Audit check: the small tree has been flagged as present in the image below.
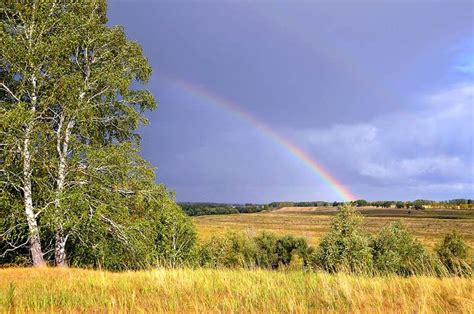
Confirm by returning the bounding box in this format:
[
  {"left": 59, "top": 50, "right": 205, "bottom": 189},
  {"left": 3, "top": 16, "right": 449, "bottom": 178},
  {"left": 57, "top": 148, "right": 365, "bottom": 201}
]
[
  {"left": 311, "top": 205, "right": 373, "bottom": 274},
  {"left": 413, "top": 200, "right": 424, "bottom": 210},
  {"left": 436, "top": 231, "right": 472, "bottom": 276},
  {"left": 253, "top": 232, "right": 279, "bottom": 268},
  {"left": 355, "top": 200, "right": 368, "bottom": 207},
  {"left": 382, "top": 201, "right": 392, "bottom": 208},
  {"left": 372, "top": 222, "right": 433, "bottom": 276},
  {"left": 272, "top": 235, "right": 311, "bottom": 268},
  {"left": 395, "top": 201, "right": 405, "bottom": 209}
]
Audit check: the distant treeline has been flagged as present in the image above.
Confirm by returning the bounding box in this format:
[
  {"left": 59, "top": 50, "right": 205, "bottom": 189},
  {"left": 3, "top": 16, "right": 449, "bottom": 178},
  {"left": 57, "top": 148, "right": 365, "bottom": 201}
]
[
  {"left": 268, "top": 199, "right": 474, "bottom": 210},
  {"left": 179, "top": 203, "right": 265, "bottom": 216},
  {"left": 181, "top": 199, "right": 474, "bottom": 216},
  {"left": 354, "top": 199, "right": 474, "bottom": 210},
  {"left": 266, "top": 201, "right": 334, "bottom": 208}
]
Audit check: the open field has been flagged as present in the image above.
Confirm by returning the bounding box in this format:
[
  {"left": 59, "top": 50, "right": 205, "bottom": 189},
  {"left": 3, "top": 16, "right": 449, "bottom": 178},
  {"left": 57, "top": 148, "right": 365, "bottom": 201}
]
[
  {"left": 0, "top": 268, "right": 472, "bottom": 313},
  {"left": 194, "top": 207, "right": 474, "bottom": 248}
]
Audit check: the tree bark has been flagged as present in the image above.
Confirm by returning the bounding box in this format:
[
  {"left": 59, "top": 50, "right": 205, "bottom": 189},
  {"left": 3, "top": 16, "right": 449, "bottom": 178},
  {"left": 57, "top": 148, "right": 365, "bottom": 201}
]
[
  {"left": 22, "top": 124, "right": 45, "bottom": 267},
  {"left": 54, "top": 229, "right": 67, "bottom": 267},
  {"left": 53, "top": 114, "right": 74, "bottom": 267},
  {"left": 22, "top": 72, "right": 45, "bottom": 267}
]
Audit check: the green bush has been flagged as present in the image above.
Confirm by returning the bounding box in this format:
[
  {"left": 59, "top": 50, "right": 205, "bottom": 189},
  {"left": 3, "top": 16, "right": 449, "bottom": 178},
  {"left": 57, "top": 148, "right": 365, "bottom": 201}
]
[
  {"left": 155, "top": 203, "right": 197, "bottom": 268},
  {"left": 67, "top": 216, "right": 159, "bottom": 271},
  {"left": 253, "top": 232, "right": 279, "bottom": 268},
  {"left": 310, "top": 205, "right": 373, "bottom": 274},
  {"left": 66, "top": 193, "right": 197, "bottom": 270},
  {"left": 395, "top": 201, "right": 405, "bottom": 208},
  {"left": 372, "top": 222, "right": 433, "bottom": 276},
  {"left": 413, "top": 200, "right": 424, "bottom": 210},
  {"left": 254, "top": 232, "right": 311, "bottom": 269},
  {"left": 197, "top": 231, "right": 311, "bottom": 270},
  {"left": 198, "top": 232, "right": 257, "bottom": 268},
  {"left": 436, "top": 231, "right": 472, "bottom": 276},
  {"left": 275, "top": 235, "right": 312, "bottom": 267}
]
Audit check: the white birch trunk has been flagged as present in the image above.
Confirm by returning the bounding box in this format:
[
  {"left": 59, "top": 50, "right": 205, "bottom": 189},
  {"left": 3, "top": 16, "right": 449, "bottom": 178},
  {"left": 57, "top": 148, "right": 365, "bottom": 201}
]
[
  {"left": 22, "top": 76, "right": 45, "bottom": 266},
  {"left": 54, "top": 114, "right": 74, "bottom": 267},
  {"left": 16, "top": 11, "right": 47, "bottom": 267},
  {"left": 54, "top": 230, "right": 67, "bottom": 267}
]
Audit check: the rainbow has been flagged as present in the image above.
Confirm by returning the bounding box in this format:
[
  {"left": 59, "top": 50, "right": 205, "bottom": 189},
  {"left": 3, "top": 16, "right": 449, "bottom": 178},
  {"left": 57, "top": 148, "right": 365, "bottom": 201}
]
[{"left": 166, "top": 77, "right": 356, "bottom": 201}]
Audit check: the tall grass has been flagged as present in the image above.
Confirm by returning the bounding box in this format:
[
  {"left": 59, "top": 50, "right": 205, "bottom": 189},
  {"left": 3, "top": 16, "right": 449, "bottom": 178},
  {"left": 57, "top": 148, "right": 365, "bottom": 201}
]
[{"left": 0, "top": 268, "right": 472, "bottom": 313}]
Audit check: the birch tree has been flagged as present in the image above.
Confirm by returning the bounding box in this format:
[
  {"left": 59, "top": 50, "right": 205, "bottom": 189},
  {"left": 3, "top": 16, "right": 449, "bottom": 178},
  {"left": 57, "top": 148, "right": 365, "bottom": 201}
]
[
  {"left": 44, "top": 0, "right": 155, "bottom": 267},
  {"left": 1, "top": 1, "right": 177, "bottom": 268},
  {"left": 0, "top": 0, "right": 78, "bottom": 266}
]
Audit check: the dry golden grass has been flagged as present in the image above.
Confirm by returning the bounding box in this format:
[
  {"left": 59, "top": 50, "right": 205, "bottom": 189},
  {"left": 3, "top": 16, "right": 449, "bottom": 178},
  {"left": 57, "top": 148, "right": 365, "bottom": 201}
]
[
  {"left": 1, "top": 209, "right": 472, "bottom": 313},
  {"left": 0, "top": 267, "right": 473, "bottom": 313},
  {"left": 193, "top": 207, "right": 474, "bottom": 248}
]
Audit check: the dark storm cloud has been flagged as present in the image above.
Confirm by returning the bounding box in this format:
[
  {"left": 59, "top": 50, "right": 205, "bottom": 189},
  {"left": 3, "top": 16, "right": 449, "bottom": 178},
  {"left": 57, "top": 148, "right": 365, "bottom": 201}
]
[{"left": 108, "top": 0, "right": 474, "bottom": 202}]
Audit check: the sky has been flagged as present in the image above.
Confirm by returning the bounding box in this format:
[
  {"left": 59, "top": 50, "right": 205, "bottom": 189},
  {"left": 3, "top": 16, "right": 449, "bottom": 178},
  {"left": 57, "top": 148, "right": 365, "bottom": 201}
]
[{"left": 108, "top": 0, "right": 474, "bottom": 203}]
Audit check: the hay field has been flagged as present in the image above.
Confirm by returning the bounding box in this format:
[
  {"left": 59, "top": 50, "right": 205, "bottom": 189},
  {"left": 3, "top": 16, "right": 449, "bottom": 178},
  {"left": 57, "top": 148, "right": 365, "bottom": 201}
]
[
  {"left": 194, "top": 207, "right": 474, "bottom": 248},
  {"left": 0, "top": 267, "right": 472, "bottom": 313}
]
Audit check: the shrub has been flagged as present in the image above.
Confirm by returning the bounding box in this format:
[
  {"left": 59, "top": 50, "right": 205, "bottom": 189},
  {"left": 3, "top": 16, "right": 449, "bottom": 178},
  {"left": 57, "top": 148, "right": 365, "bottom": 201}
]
[
  {"left": 254, "top": 232, "right": 311, "bottom": 269},
  {"left": 276, "top": 235, "right": 312, "bottom": 267},
  {"left": 311, "top": 205, "right": 373, "bottom": 274},
  {"left": 372, "top": 222, "right": 433, "bottom": 276},
  {"left": 413, "top": 200, "right": 424, "bottom": 210},
  {"left": 198, "top": 232, "right": 257, "bottom": 268},
  {"left": 67, "top": 217, "right": 159, "bottom": 271},
  {"left": 253, "top": 232, "right": 279, "bottom": 268},
  {"left": 197, "top": 231, "right": 311, "bottom": 270},
  {"left": 66, "top": 195, "right": 197, "bottom": 270},
  {"left": 354, "top": 199, "right": 368, "bottom": 207},
  {"left": 436, "top": 231, "right": 472, "bottom": 276},
  {"left": 155, "top": 204, "right": 197, "bottom": 268}
]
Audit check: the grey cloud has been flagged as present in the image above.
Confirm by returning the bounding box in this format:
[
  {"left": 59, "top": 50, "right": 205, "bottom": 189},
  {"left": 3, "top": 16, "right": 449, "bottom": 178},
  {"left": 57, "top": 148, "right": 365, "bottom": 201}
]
[{"left": 295, "top": 82, "right": 474, "bottom": 193}]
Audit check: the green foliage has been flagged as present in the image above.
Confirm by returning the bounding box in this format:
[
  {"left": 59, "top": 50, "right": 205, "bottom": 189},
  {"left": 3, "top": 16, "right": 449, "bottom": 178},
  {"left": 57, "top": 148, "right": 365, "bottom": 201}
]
[
  {"left": 46, "top": 185, "right": 196, "bottom": 271},
  {"left": 354, "top": 199, "right": 368, "bottom": 207},
  {"left": 268, "top": 234, "right": 311, "bottom": 268},
  {"left": 179, "top": 203, "right": 240, "bottom": 216},
  {"left": 183, "top": 199, "right": 474, "bottom": 214},
  {"left": 254, "top": 232, "right": 311, "bottom": 269},
  {"left": 436, "top": 231, "right": 472, "bottom": 276},
  {"left": 266, "top": 201, "right": 333, "bottom": 208},
  {"left": 155, "top": 201, "right": 197, "bottom": 268},
  {"left": 67, "top": 218, "right": 157, "bottom": 271},
  {"left": 372, "top": 222, "right": 434, "bottom": 276},
  {"left": 198, "top": 232, "right": 257, "bottom": 268},
  {"left": 237, "top": 205, "right": 264, "bottom": 213},
  {"left": 197, "top": 231, "right": 311, "bottom": 270},
  {"left": 250, "top": 232, "right": 277, "bottom": 268},
  {"left": 413, "top": 200, "right": 424, "bottom": 210},
  {"left": 381, "top": 201, "right": 391, "bottom": 208},
  {"left": 0, "top": 1, "right": 196, "bottom": 269},
  {"left": 310, "top": 205, "right": 373, "bottom": 274},
  {"left": 179, "top": 203, "right": 265, "bottom": 216}
]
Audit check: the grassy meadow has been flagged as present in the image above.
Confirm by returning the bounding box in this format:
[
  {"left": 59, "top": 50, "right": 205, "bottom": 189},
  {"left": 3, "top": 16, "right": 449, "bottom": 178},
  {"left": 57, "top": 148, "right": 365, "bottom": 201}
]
[
  {"left": 1, "top": 207, "right": 472, "bottom": 313},
  {"left": 194, "top": 207, "right": 474, "bottom": 248},
  {"left": 0, "top": 267, "right": 473, "bottom": 313}
]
